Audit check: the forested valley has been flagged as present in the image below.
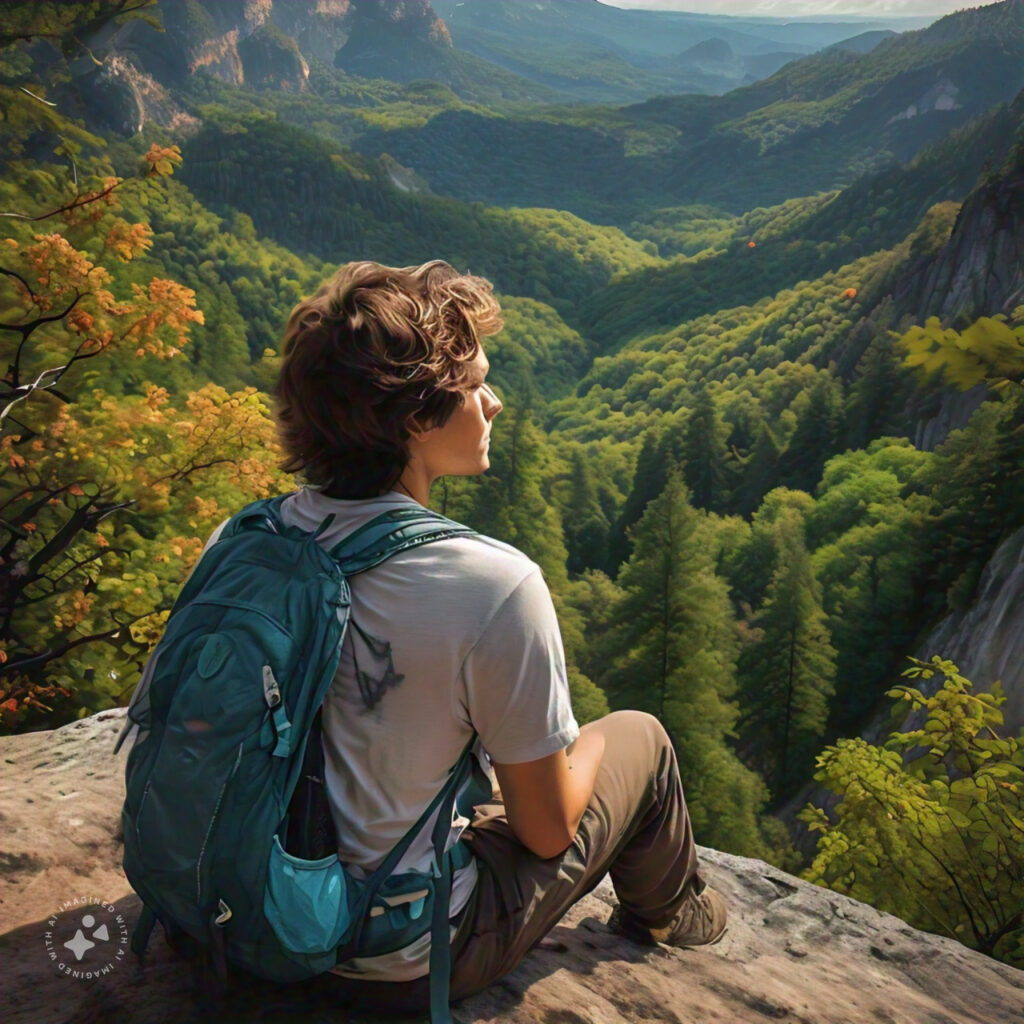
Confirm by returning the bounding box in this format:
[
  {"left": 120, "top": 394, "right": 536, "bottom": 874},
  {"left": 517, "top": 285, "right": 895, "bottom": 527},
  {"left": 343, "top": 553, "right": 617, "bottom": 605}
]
[{"left": 1, "top": 0, "right": 1022, "bottom": 966}]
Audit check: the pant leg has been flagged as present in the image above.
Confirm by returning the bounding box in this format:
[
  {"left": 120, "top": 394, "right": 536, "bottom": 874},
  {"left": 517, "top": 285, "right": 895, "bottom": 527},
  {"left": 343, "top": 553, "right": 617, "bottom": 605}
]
[
  {"left": 450, "top": 709, "right": 699, "bottom": 1000},
  {"left": 330, "top": 709, "right": 700, "bottom": 1012}
]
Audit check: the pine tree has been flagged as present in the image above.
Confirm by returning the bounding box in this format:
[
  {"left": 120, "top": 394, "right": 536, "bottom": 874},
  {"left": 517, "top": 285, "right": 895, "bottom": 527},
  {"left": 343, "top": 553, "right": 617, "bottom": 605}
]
[
  {"left": 777, "top": 376, "right": 843, "bottom": 495},
  {"left": 681, "top": 388, "right": 730, "bottom": 512},
  {"left": 732, "top": 419, "right": 782, "bottom": 518},
  {"left": 460, "top": 399, "right": 584, "bottom": 659},
  {"left": 563, "top": 448, "right": 610, "bottom": 576},
  {"left": 737, "top": 509, "right": 836, "bottom": 797},
  {"left": 600, "top": 472, "right": 768, "bottom": 854},
  {"left": 843, "top": 333, "right": 912, "bottom": 449},
  {"left": 605, "top": 429, "right": 667, "bottom": 574}
]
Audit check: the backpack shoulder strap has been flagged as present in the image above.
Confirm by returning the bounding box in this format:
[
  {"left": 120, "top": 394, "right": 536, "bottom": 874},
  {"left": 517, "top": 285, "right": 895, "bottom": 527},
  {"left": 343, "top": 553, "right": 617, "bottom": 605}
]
[
  {"left": 218, "top": 493, "right": 292, "bottom": 540},
  {"left": 329, "top": 506, "right": 475, "bottom": 575}
]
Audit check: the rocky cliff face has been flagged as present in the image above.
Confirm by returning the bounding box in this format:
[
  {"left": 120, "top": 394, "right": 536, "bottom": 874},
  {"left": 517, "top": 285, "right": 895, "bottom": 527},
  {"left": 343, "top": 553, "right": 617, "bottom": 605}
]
[
  {"left": 3, "top": 710, "right": 1023, "bottom": 1024},
  {"left": 74, "top": 54, "right": 201, "bottom": 137},
  {"left": 896, "top": 140, "right": 1024, "bottom": 449},
  {"left": 911, "top": 155, "right": 1024, "bottom": 326},
  {"left": 268, "top": 0, "right": 353, "bottom": 66},
  {"left": 71, "top": 0, "right": 360, "bottom": 131},
  {"left": 911, "top": 526, "right": 1024, "bottom": 736},
  {"left": 334, "top": 0, "right": 457, "bottom": 83}
]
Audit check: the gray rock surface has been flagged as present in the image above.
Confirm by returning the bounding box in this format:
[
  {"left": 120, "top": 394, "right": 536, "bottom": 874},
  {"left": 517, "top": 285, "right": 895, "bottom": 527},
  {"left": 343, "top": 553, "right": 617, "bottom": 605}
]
[{"left": 3, "top": 709, "right": 1023, "bottom": 1024}]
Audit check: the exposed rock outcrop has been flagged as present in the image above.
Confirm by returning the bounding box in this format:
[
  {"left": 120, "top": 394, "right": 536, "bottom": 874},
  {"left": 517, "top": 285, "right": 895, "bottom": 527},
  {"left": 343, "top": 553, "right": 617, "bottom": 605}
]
[
  {"left": 268, "top": 0, "right": 353, "bottom": 66},
  {"left": 74, "top": 55, "right": 201, "bottom": 137},
  {"left": 4, "top": 710, "right": 1023, "bottom": 1024},
  {"left": 335, "top": 0, "right": 456, "bottom": 83},
  {"left": 79, "top": 0, "right": 349, "bottom": 97},
  {"left": 237, "top": 24, "right": 310, "bottom": 92},
  {"left": 910, "top": 525, "right": 1024, "bottom": 735},
  {"left": 913, "top": 156, "right": 1024, "bottom": 325},
  {"left": 897, "top": 140, "right": 1024, "bottom": 448}
]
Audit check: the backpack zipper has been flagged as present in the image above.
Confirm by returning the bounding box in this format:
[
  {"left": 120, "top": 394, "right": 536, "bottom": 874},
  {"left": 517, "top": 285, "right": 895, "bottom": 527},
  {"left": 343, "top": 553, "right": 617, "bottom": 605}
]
[
  {"left": 196, "top": 741, "right": 244, "bottom": 906},
  {"left": 189, "top": 598, "right": 296, "bottom": 639}
]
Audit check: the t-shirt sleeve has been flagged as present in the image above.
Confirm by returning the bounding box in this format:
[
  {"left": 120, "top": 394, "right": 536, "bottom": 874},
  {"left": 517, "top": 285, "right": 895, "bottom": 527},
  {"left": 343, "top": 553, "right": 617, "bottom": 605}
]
[{"left": 460, "top": 568, "right": 580, "bottom": 765}]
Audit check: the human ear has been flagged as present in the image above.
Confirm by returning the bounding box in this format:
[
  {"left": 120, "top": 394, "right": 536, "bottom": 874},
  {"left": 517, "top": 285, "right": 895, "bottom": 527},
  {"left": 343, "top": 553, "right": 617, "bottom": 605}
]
[{"left": 404, "top": 412, "right": 437, "bottom": 442}]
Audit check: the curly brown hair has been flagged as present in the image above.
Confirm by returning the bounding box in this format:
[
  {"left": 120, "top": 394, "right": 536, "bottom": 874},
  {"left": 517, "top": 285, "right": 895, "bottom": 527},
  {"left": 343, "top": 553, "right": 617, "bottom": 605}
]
[{"left": 274, "top": 260, "right": 503, "bottom": 498}]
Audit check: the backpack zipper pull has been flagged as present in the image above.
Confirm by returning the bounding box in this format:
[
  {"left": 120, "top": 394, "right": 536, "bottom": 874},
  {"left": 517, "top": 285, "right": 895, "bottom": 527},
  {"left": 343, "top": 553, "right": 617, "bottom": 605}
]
[
  {"left": 263, "top": 666, "right": 293, "bottom": 757},
  {"left": 263, "top": 665, "right": 282, "bottom": 708}
]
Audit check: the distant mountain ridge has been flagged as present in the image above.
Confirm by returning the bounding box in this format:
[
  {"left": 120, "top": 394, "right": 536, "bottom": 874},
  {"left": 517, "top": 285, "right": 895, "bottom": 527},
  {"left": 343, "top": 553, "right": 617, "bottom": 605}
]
[
  {"left": 433, "top": 0, "right": 926, "bottom": 101},
  {"left": 69, "top": 0, "right": 953, "bottom": 121},
  {"left": 355, "top": 1, "right": 1024, "bottom": 220}
]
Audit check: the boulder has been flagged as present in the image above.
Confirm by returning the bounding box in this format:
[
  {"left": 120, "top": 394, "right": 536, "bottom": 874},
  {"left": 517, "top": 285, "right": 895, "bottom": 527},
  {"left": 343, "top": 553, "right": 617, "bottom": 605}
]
[{"left": 3, "top": 709, "right": 1022, "bottom": 1024}]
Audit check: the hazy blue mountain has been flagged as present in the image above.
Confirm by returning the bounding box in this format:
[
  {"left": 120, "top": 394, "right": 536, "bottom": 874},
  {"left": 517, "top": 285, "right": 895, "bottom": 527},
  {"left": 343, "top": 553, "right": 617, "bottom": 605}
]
[
  {"left": 356, "top": 2, "right": 1024, "bottom": 220},
  {"left": 431, "top": 0, "right": 928, "bottom": 101},
  {"left": 828, "top": 29, "right": 898, "bottom": 54}
]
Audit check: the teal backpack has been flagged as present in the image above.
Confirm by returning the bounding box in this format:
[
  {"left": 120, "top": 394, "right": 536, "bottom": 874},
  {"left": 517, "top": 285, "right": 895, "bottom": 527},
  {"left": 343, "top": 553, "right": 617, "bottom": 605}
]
[{"left": 117, "top": 494, "right": 486, "bottom": 1024}]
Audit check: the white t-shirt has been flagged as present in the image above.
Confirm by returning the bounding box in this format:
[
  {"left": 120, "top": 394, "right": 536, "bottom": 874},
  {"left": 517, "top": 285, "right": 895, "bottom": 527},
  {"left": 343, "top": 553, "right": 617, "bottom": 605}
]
[{"left": 274, "top": 488, "right": 579, "bottom": 980}]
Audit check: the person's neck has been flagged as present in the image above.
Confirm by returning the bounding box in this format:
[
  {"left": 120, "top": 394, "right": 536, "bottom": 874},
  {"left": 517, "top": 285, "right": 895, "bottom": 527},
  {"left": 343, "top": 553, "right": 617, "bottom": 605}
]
[{"left": 393, "top": 470, "right": 431, "bottom": 507}]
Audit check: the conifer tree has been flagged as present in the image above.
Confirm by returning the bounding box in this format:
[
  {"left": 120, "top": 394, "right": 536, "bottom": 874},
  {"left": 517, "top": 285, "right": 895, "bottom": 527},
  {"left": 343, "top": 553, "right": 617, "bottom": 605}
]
[
  {"left": 681, "top": 387, "right": 730, "bottom": 512},
  {"left": 738, "top": 509, "right": 836, "bottom": 796},
  {"left": 600, "top": 472, "right": 767, "bottom": 854},
  {"left": 458, "top": 399, "right": 584, "bottom": 658},
  {"left": 605, "top": 429, "right": 667, "bottom": 574},
  {"left": 563, "top": 448, "right": 610, "bottom": 576},
  {"left": 733, "top": 419, "right": 782, "bottom": 518},
  {"left": 777, "top": 375, "right": 843, "bottom": 495}
]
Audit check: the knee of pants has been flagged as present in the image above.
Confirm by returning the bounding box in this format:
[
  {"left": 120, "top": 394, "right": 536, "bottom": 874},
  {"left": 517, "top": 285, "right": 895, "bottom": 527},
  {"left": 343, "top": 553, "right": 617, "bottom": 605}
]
[
  {"left": 594, "top": 709, "right": 675, "bottom": 770},
  {"left": 599, "top": 709, "right": 670, "bottom": 745}
]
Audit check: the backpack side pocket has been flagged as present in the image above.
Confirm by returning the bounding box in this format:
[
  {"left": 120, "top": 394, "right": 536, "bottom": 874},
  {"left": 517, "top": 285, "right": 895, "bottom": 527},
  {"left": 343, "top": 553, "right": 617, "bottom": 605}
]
[{"left": 264, "top": 835, "right": 352, "bottom": 954}]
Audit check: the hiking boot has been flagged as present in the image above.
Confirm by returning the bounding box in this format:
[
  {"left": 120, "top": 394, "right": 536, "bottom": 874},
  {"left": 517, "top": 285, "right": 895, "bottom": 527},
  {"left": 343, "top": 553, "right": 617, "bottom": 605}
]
[{"left": 610, "top": 880, "right": 728, "bottom": 948}]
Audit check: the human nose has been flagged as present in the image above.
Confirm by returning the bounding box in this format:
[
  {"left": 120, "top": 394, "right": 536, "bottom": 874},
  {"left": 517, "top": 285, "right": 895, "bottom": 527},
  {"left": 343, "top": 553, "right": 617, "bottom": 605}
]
[{"left": 481, "top": 382, "right": 502, "bottom": 418}]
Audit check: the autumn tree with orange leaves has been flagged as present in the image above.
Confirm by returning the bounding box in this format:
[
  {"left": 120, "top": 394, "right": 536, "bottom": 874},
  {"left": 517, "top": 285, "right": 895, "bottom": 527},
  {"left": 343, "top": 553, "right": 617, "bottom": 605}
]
[{"left": 1, "top": 8, "right": 287, "bottom": 730}]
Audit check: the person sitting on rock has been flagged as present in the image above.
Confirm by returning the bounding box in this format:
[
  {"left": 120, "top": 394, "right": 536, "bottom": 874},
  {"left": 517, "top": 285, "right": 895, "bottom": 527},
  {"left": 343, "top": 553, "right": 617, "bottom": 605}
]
[{"left": 268, "top": 258, "right": 728, "bottom": 1012}]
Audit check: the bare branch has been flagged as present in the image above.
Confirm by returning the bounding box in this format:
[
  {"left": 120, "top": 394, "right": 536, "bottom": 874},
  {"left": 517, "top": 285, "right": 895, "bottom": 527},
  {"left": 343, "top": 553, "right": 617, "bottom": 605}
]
[
  {"left": 0, "top": 612, "right": 152, "bottom": 681},
  {"left": 0, "top": 265, "right": 41, "bottom": 308},
  {"left": 18, "top": 86, "right": 57, "bottom": 108},
  {"left": 2, "top": 290, "right": 84, "bottom": 389},
  {"left": 1, "top": 180, "right": 122, "bottom": 223}
]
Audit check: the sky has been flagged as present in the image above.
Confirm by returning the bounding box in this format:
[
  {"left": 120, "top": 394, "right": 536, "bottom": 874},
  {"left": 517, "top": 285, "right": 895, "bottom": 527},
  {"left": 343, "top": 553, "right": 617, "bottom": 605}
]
[{"left": 601, "top": 0, "right": 980, "bottom": 17}]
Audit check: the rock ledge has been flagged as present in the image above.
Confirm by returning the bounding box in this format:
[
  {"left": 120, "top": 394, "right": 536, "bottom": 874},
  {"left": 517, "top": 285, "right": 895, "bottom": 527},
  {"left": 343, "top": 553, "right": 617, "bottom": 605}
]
[{"left": 3, "top": 710, "right": 1022, "bottom": 1024}]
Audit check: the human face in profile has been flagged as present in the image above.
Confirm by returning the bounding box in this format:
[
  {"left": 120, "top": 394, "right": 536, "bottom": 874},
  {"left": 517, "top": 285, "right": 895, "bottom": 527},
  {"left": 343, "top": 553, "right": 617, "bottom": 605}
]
[{"left": 401, "top": 348, "right": 503, "bottom": 502}]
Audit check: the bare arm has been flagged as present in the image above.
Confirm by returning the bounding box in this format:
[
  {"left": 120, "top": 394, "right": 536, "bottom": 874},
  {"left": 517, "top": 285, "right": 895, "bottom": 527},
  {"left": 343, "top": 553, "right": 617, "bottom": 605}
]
[{"left": 492, "top": 721, "right": 606, "bottom": 860}]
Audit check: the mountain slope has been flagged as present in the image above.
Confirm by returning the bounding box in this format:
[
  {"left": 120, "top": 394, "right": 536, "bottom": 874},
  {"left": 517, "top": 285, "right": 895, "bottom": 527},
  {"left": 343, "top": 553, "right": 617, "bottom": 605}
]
[
  {"left": 355, "top": 2, "right": 1024, "bottom": 220},
  {"left": 332, "top": 0, "right": 557, "bottom": 101},
  {"left": 176, "top": 117, "right": 658, "bottom": 322},
  {"left": 585, "top": 93, "right": 1023, "bottom": 350}
]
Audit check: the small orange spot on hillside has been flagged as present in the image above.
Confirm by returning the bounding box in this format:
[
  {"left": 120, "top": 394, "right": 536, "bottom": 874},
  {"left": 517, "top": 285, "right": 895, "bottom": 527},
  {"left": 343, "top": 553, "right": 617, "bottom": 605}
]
[
  {"left": 841, "top": 287, "right": 858, "bottom": 299},
  {"left": 748, "top": 241, "right": 756, "bottom": 249}
]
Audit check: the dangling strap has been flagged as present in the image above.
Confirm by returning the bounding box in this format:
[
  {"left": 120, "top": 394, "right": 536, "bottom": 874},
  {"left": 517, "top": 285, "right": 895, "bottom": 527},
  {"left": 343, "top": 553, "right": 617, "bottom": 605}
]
[
  {"left": 207, "top": 899, "right": 232, "bottom": 991},
  {"left": 338, "top": 740, "right": 476, "bottom": 1024},
  {"left": 131, "top": 903, "right": 157, "bottom": 961},
  {"left": 426, "top": 751, "right": 475, "bottom": 1024}
]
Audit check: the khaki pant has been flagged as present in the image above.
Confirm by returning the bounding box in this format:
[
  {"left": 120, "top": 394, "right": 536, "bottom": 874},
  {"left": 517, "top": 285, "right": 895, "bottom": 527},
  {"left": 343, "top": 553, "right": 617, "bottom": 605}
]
[{"left": 335, "top": 710, "right": 700, "bottom": 1013}]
